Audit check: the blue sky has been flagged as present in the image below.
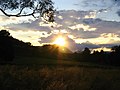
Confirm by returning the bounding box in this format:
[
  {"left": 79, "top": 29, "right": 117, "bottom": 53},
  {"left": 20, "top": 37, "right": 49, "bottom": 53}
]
[
  {"left": 52, "top": 0, "right": 80, "bottom": 10},
  {"left": 1, "top": 0, "right": 120, "bottom": 51},
  {"left": 53, "top": 0, "right": 120, "bottom": 22}
]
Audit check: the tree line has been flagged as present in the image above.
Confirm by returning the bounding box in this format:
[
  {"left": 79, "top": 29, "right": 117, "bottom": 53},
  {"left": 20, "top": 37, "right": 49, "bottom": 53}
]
[
  {"left": 0, "top": 30, "right": 120, "bottom": 66},
  {"left": 73, "top": 46, "right": 120, "bottom": 66}
]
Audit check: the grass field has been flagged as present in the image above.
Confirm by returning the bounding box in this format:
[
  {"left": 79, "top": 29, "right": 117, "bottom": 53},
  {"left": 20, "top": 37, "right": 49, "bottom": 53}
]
[
  {"left": 0, "top": 65, "right": 120, "bottom": 90},
  {"left": 13, "top": 56, "right": 81, "bottom": 65},
  {"left": 0, "top": 57, "right": 120, "bottom": 90}
]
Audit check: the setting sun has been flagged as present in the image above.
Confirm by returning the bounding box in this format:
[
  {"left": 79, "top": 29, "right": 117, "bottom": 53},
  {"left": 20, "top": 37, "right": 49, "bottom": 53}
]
[{"left": 53, "top": 36, "right": 66, "bottom": 46}]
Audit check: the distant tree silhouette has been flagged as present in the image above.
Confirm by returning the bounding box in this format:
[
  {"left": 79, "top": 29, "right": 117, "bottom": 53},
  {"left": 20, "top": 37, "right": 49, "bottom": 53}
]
[
  {"left": 0, "top": 30, "right": 14, "bottom": 62},
  {"left": 82, "top": 47, "right": 91, "bottom": 55},
  {"left": 0, "top": 0, "right": 55, "bottom": 22},
  {"left": 25, "top": 42, "right": 32, "bottom": 46},
  {"left": 92, "top": 50, "right": 100, "bottom": 62},
  {"left": 99, "top": 50, "right": 106, "bottom": 63},
  {"left": 93, "top": 50, "right": 99, "bottom": 55},
  {"left": 111, "top": 45, "right": 120, "bottom": 53},
  {"left": 78, "top": 47, "right": 91, "bottom": 61},
  {"left": 109, "top": 45, "right": 120, "bottom": 65},
  {"left": 0, "top": 30, "right": 10, "bottom": 36}
]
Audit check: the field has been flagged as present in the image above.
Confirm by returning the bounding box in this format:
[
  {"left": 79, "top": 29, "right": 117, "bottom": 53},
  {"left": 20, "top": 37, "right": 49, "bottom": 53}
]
[{"left": 0, "top": 57, "right": 120, "bottom": 90}]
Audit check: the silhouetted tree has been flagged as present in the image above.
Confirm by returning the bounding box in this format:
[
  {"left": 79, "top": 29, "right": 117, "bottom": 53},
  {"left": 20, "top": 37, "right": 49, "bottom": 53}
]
[
  {"left": 0, "top": 0, "right": 55, "bottom": 22},
  {"left": 111, "top": 45, "right": 120, "bottom": 53},
  {"left": 82, "top": 47, "right": 91, "bottom": 55},
  {"left": 93, "top": 50, "right": 99, "bottom": 55},
  {"left": 25, "top": 42, "right": 32, "bottom": 46},
  {"left": 109, "top": 45, "right": 120, "bottom": 65},
  {"left": 99, "top": 50, "right": 106, "bottom": 63},
  {"left": 0, "top": 30, "right": 14, "bottom": 62},
  {"left": 79, "top": 47, "right": 91, "bottom": 61}
]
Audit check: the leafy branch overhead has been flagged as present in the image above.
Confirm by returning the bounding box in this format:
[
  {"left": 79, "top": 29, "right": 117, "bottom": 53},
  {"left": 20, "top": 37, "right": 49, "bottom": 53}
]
[{"left": 0, "top": 0, "right": 55, "bottom": 22}]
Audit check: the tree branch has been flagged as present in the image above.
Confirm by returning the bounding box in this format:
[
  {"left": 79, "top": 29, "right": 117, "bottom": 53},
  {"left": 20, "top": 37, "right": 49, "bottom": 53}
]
[
  {"left": 16, "top": 7, "right": 24, "bottom": 16},
  {"left": 0, "top": 8, "right": 36, "bottom": 18}
]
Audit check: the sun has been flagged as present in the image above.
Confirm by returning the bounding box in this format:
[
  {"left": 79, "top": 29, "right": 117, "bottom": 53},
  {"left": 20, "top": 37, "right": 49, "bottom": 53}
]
[{"left": 53, "top": 36, "right": 66, "bottom": 46}]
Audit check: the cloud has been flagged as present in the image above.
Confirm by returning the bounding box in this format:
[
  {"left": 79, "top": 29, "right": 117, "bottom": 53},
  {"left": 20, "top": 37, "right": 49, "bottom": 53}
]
[
  {"left": 9, "top": 30, "right": 50, "bottom": 46},
  {"left": 81, "top": 0, "right": 119, "bottom": 15},
  {"left": 69, "top": 24, "right": 97, "bottom": 31},
  {"left": 116, "top": 10, "right": 120, "bottom": 17},
  {"left": 74, "top": 32, "right": 120, "bottom": 46},
  {"left": 82, "top": 0, "right": 109, "bottom": 7},
  {"left": 57, "top": 15, "right": 63, "bottom": 19},
  {"left": 76, "top": 41, "right": 100, "bottom": 50},
  {"left": 97, "top": 9, "right": 108, "bottom": 13},
  {"left": 1, "top": 10, "right": 120, "bottom": 51},
  {"left": 98, "top": 33, "right": 120, "bottom": 44},
  {"left": 112, "top": 0, "right": 120, "bottom": 6},
  {"left": 100, "top": 33, "right": 119, "bottom": 38},
  {"left": 0, "top": 15, "right": 35, "bottom": 25},
  {"left": 83, "top": 18, "right": 102, "bottom": 25},
  {"left": 6, "top": 19, "right": 51, "bottom": 32}
]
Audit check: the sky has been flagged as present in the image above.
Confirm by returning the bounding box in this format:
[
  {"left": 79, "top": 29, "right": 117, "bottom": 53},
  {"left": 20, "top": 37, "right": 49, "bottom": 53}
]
[{"left": 1, "top": 0, "right": 120, "bottom": 52}]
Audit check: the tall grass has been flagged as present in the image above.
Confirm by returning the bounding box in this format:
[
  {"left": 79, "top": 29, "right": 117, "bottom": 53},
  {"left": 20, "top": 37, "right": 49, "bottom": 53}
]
[{"left": 0, "top": 65, "right": 120, "bottom": 90}]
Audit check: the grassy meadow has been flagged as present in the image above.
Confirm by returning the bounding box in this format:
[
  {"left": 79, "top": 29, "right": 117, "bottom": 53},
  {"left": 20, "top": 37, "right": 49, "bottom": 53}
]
[{"left": 0, "top": 57, "right": 120, "bottom": 90}]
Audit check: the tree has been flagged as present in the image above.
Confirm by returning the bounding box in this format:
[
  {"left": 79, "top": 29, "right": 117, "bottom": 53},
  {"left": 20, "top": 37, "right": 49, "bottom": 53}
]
[
  {"left": 0, "top": 30, "right": 14, "bottom": 62},
  {"left": 0, "top": 0, "right": 55, "bottom": 22},
  {"left": 0, "top": 30, "right": 10, "bottom": 36},
  {"left": 111, "top": 45, "right": 120, "bottom": 53},
  {"left": 82, "top": 47, "right": 91, "bottom": 55}
]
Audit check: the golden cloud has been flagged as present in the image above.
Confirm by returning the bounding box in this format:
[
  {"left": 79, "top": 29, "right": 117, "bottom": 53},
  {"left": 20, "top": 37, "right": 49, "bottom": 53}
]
[
  {"left": 74, "top": 33, "right": 120, "bottom": 45},
  {"left": 9, "top": 30, "right": 50, "bottom": 46}
]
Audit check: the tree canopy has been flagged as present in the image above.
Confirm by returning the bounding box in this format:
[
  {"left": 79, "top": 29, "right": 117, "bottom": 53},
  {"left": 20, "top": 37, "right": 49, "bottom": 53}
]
[
  {"left": 0, "top": 30, "right": 10, "bottom": 37},
  {"left": 0, "top": 0, "right": 55, "bottom": 22}
]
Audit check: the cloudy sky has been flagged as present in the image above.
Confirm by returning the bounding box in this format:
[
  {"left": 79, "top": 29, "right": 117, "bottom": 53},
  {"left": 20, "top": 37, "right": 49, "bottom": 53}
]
[{"left": 1, "top": 0, "right": 120, "bottom": 52}]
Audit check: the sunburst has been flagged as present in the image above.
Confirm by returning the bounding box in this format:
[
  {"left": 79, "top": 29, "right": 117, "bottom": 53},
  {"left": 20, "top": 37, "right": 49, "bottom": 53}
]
[{"left": 53, "top": 36, "right": 66, "bottom": 46}]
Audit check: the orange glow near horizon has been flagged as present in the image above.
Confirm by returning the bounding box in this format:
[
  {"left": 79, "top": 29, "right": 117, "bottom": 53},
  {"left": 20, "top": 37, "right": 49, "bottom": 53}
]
[{"left": 53, "top": 36, "right": 66, "bottom": 46}]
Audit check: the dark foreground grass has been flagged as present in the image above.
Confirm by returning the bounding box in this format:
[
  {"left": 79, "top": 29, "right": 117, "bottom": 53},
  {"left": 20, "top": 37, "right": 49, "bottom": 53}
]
[{"left": 0, "top": 65, "right": 120, "bottom": 90}]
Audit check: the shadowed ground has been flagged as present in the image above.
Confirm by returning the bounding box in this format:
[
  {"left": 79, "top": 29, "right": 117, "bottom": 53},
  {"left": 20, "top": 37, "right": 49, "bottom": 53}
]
[{"left": 0, "top": 65, "right": 120, "bottom": 90}]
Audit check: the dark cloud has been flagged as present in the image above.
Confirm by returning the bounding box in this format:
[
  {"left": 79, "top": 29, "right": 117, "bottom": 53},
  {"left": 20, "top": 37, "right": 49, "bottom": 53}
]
[
  {"left": 69, "top": 30, "right": 99, "bottom": 39},
  {"left": 117, "top": 10, "right": 120, "bottom": 16},
  {"left": 76, "top": 41, "right": 120, "bottom": 51},
  {"left": 82, "top": 0, "right": 108, "bottom": 7},
  {"left": 83, "top": 18, "right": 102, "bottom": 25},
  {"left": 82, "top": 0, "right": 119, "bottom": 6},
  {"left": 6, "top": 19, "right": 51, "bottom": 32},
  {"left": 100, "top": 43, "right": 120, "bottom": 48},
  {"left": 81, "top": 0, "right": 120, "bottom": 15},
  {"left": 98, "top": 9, "right": 108, "bottom": 12},
  {"left": 112, "top": 0, "right": 120, "bottom": 6},
  {"left": 83, "top": 18, "right": 120, "bottom": 36},
  {"left": 115, "top": 0, "right": 120, "bottom": 15},
  {"left": 76, "top": 41, "right": 100, "bottom": 51}
]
